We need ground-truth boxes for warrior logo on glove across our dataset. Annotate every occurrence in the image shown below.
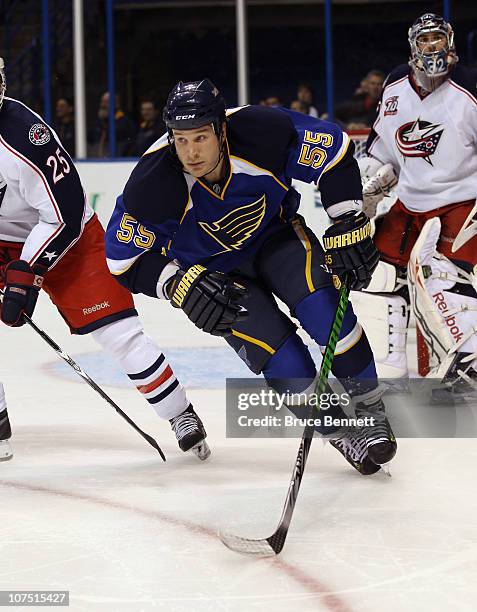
[323,212,379,291]
[167,264,248,336]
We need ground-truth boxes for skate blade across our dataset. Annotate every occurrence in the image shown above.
[0,454,13,462]
[191,439,211,461]
[380,463,392,477]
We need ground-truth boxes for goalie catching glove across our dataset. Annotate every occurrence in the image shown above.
[323,211,380,291]
[166,264,248,336]
[361,162,398,219]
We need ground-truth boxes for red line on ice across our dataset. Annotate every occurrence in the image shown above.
[1,479,353,612]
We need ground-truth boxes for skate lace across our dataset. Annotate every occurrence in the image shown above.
[356,404,390,443]
[332,428,368,462]
[170,412,198,440]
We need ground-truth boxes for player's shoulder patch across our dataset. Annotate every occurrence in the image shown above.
[123,145,188,224]
[0,97,55,162]
[383,64,410,90]
[226,105,296,176]
[449,65,477,104]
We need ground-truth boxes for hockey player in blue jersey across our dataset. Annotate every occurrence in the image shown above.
[105,79,397,474]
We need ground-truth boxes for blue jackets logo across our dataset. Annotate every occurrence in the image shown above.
[28,123,51,146]
[395,118,443,165]
[198,195,267,255]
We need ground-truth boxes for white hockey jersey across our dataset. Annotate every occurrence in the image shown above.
[0,97,93,271]
[367,64,477,213]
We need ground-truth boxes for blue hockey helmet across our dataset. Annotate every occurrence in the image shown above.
[163,79,226,137]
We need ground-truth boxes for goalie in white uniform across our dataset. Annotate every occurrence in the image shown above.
[355,13,477,393]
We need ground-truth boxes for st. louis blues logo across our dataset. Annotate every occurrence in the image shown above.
[29,123,51,146]
[395,118,443,165]
[199,195,267,255]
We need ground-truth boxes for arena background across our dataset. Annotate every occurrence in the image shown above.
[3,0,474,229]
[1,3,477,611]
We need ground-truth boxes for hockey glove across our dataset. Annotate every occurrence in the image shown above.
[167,264,248,336]
[362,163,398,218]
[323,211,379,291]
[0,260,44,327]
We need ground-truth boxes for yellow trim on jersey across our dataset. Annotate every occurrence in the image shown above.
[321,134,350,175]
[143,139,169,156]
[109,256,141,276]
[179,195,192,225]
[230,154,289,192]
[196,139,233,201]
[334,327,363,356]
[226,105,249,117]
[292,219,315,293]
[231,330,276,355]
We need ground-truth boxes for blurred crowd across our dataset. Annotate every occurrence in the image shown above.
[53,92,165,158]
[55,69,384,158]
[260,70,385,131]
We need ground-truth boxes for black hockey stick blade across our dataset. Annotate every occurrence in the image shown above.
[219,532,279,557]
[218,426,314,557]
[219,277,350,556]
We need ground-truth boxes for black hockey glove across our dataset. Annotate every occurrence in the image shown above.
[166,264,248,337]
[323,211,379,291]
[0,260,44,327]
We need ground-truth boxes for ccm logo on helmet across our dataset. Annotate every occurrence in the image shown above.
[175,114,196,120]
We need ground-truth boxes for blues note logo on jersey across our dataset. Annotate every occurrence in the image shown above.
[198,195,267,255]
[395,118,443,165]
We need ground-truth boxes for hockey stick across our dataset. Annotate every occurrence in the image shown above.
[23,314,166,460]
[219,276,350,556]
[0,288,165,460]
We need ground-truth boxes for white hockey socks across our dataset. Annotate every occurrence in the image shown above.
[92,317,188,420]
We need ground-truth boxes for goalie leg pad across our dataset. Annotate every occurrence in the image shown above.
[350,291,409,378]
[408,217,477,378]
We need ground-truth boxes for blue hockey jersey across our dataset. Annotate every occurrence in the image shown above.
[105,105,362,297]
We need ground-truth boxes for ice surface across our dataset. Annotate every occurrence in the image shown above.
[1,293,476,611]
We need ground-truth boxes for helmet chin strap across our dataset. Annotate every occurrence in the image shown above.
[198,133,227,181]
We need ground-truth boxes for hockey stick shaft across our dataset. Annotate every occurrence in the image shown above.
[0,289,166,460]
[266,276,351,552]
[220,277,351,555]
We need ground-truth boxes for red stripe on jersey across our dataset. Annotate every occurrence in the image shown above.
[384,75,409,92]
[137,365,174,394]
[449,81,477,107]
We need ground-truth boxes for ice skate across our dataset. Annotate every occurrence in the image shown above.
[329,428,381,475]
[355,397,397,465]
[170,404,211,461]
[0,439,13,462]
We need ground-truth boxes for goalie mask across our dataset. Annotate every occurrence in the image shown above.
[0,58,5,110]
[408,13,458,92]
